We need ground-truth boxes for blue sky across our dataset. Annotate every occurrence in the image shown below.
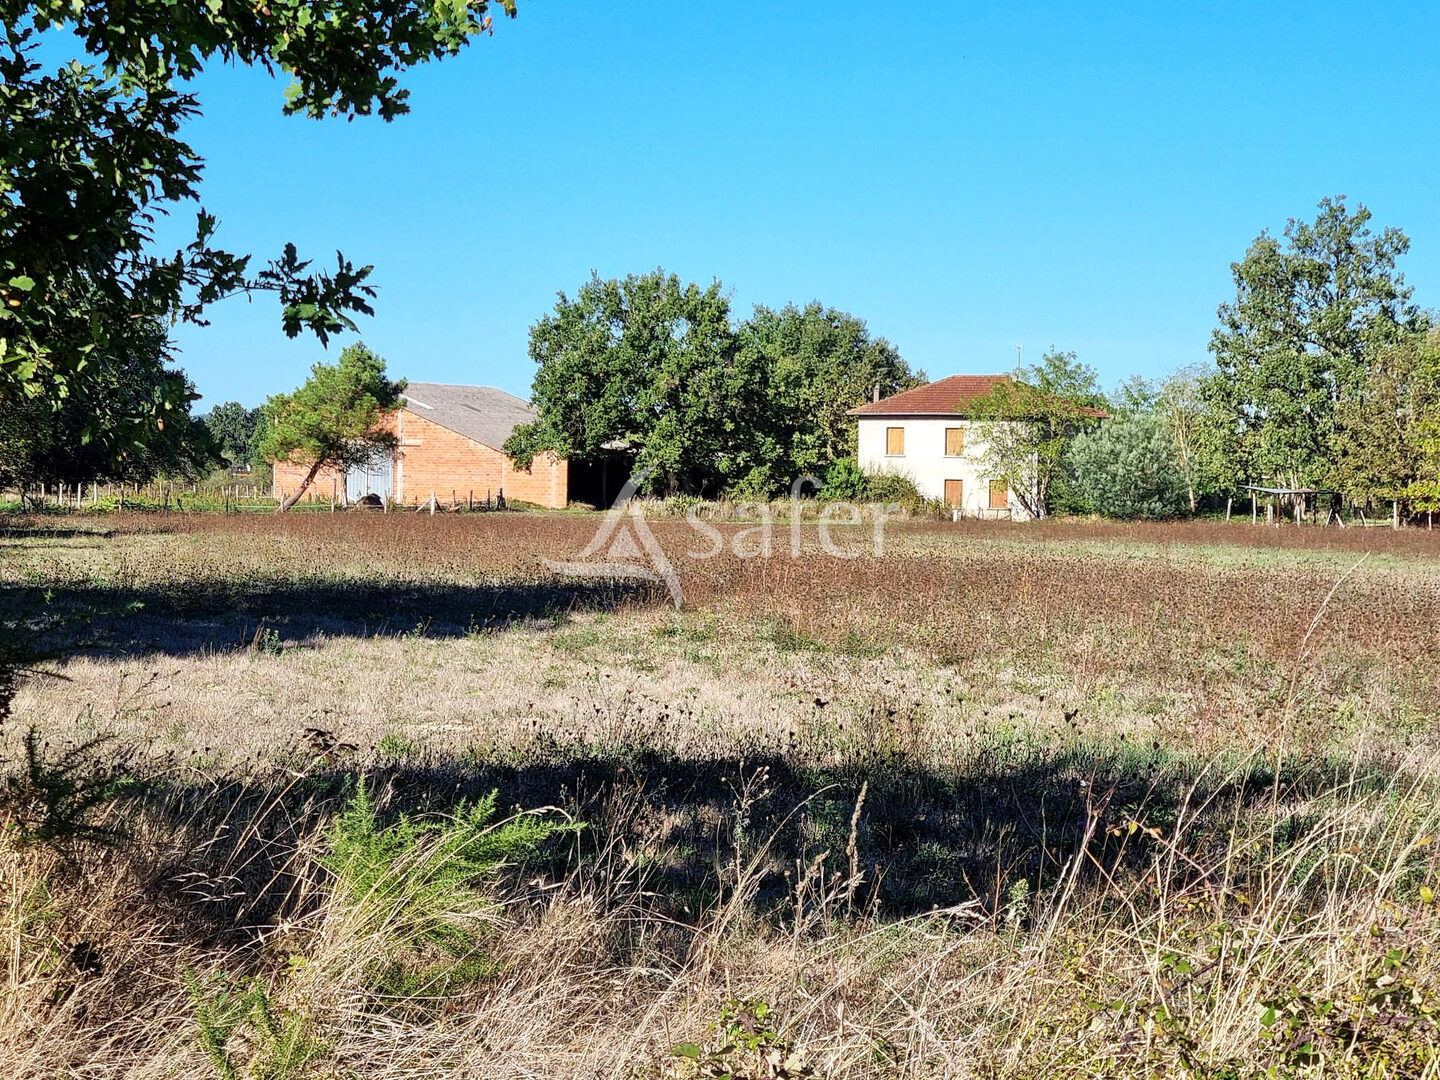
[163,1,1440,409]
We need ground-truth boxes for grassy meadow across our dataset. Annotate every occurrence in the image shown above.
[2,512,1440,1079]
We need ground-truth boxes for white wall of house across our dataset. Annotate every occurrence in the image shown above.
[856,416,1030,519]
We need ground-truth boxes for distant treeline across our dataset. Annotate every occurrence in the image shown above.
[4,199,1436,523]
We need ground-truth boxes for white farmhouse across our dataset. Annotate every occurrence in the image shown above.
[849,374,1028,519]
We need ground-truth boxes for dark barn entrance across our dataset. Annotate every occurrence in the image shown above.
[567,452,633,509]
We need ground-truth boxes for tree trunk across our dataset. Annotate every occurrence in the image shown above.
[277,461,324,513]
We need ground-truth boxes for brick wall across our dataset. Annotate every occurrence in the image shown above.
[395,411,566,508]
[272,461,347,504]
[271,409,568,509]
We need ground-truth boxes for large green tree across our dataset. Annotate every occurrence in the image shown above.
[1067,411,1188,520]
[1330,330,1440,515]
[257,342,405,511]
[732,303,921,495]
[0,323,217,494]
[0,0,519,449]
[1202,197,1425,492]
[970,350,1109,519]
[201,401,264,465]
[506,276,923,497]
[504,271,748,496]
[1414,417,1440,515]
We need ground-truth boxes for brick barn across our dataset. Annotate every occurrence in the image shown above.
[272,383,569,509]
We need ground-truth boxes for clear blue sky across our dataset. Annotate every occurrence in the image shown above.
[165,0,1440,409]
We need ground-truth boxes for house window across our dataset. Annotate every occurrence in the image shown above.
[944,479,964,508]
[945,427,964,457]
[989,479,1009,510]
[885,427,905,456]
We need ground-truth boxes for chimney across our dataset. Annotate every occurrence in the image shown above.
[872,383,881,403]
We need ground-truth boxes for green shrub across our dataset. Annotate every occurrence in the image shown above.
[1067,412,1188,520]
[730,465,780,501]
[863,470,926,512]
[250,627,284,657]
[818,460,867,501]
[671,999,813,1079]
[185,970,329,1080]
[321,779,576,961]
[0,729,144,850]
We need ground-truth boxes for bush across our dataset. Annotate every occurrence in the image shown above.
[658,494,702,518]
[1067,412,1188,520]
[185,970,329,1080]
[0,728,144,850]
[321,780,575,966]
[818,460,867,501]
[730,465,781,501]
[862,470,926,513]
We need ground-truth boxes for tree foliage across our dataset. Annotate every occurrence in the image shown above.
[970,350,1108,519]
[201,401,264,465]
[0,323,216,492]
[1110,375,1161,418]
[504,271,743,495]
[1200,197,1425,492]
[732,303,921,495]
[1154,366,1211,512]
[1067,411,1189,520]
[506,272,922,497]
[257,342,405,511]
[0,0,517,453]
[1331,330,1440,513]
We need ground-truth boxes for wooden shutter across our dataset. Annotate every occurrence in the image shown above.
[945,427,964,456]
[886,427,905,455]
[989,479,1009,509]
[944,479,964,508]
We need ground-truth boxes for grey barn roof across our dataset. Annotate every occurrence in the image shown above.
[399,383,536,451]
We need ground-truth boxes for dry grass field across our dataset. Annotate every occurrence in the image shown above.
[3,513,1440,1079]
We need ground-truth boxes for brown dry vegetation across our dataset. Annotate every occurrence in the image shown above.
[2,513,1440,1079]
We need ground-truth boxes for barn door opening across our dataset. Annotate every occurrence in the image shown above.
[346,453,394,504]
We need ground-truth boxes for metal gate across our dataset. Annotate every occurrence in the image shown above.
[345,453,394,503]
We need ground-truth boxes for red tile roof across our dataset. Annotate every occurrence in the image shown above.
[847,374,1015,416]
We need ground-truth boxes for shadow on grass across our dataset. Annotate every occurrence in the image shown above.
[0,525,117,540]
[62,736,1409,955]
[0,575,665,658]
